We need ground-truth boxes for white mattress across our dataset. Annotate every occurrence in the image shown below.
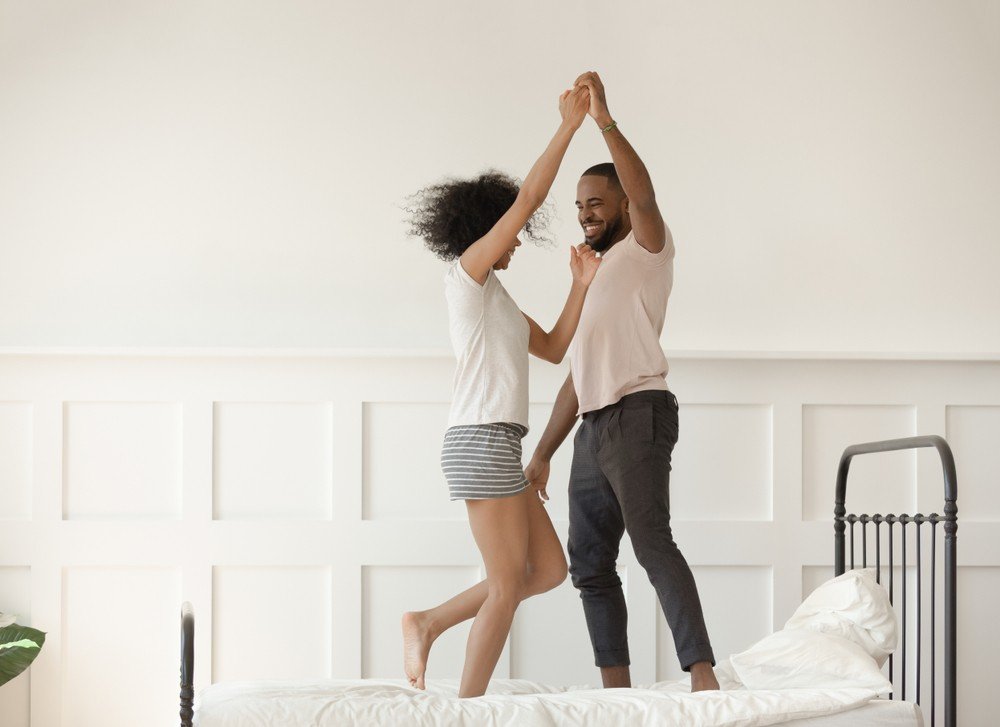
[783,699,922,726]
[193,678,902,727]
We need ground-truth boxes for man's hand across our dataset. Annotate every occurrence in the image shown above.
[525,455,551,502]
[559,85,591,130]
[573,71,612,128]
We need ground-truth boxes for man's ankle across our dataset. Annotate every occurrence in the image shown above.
[600,665,631,688]
[689,661,720,690]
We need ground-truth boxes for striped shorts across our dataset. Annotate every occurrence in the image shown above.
[441,422,531,501]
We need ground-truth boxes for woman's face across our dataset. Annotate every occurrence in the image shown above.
[492,237,522,270]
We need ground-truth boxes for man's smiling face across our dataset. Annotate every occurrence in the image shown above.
[576,174,628,253]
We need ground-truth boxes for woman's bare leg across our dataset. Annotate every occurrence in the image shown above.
[403,491,566,688]
[456,490,530,697]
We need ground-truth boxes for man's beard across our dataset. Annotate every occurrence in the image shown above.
[586,216,623,253]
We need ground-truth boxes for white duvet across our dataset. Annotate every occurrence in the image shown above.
[194,570,901,727]
[193,677,887,727]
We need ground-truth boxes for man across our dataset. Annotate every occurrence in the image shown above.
[525,71,719,692]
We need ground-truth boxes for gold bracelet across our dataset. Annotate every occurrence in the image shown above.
[601,120,618,133]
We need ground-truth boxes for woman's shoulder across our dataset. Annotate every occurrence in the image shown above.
[445,259,495,290]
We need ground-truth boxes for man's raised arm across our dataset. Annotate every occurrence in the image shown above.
[575,71,670,255]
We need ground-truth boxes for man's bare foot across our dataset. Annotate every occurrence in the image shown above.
[690,661,720,692]
[402,611,436,690]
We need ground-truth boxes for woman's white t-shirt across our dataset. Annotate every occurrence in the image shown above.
[444,260,530,430]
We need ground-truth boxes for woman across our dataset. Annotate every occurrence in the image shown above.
[401,86,599,698]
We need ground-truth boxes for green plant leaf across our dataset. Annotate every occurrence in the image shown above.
[0,639,39,652]
[0,625,46,688]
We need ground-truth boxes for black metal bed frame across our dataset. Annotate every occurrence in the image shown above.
[834,435,957,727]
[178,435,959,727]
[180,602,194,727]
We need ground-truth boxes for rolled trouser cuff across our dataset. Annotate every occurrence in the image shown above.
[593,647,631,668]
[678,643,716,672]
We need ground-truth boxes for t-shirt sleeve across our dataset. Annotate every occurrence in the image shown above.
[446,259,488,291]
[444,260,488,328]
[628,223,675,266]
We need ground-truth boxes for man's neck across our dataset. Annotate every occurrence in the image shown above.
[603,222,632,252]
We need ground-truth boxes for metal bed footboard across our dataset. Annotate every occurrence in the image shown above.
[834,435,957,727]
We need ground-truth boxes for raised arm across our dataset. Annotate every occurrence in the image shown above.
[460,86,591,284]
[524,372,580,501]
[523,243,600,363]
[574,71,670,254]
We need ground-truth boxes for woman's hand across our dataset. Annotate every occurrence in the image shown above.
[573,71,612,128]
[559,85,591,130]
[569,243,601,287]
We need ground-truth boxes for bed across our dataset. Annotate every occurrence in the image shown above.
[179,435,957,726]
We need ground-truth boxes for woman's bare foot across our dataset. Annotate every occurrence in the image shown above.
[402,611,436,689]
[690,661,720,692]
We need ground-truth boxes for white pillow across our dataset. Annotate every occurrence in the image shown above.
[784,568,897,667]
[730,629,892,694]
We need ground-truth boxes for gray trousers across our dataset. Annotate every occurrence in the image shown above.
[567,389,715,671]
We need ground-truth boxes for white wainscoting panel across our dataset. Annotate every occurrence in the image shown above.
[0,352,996,727]
[212,566,332,680]
[213,402,334,520]
[63,402,182,520]
[61,567,180,727]
[671,404,773,521]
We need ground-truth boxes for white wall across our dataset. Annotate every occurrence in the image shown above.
[2,3,999,727]
[1,0,999,353]
[1,352,999,726]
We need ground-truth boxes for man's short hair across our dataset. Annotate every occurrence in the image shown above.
[582,162,623,192]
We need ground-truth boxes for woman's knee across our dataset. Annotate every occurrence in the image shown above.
[487,574,528,605]
[542,559,569,592]
[527,556,568,595]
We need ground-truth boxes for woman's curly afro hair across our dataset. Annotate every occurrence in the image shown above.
[405,169,553,261]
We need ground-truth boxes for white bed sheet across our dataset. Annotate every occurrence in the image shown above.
[193,678,893,727]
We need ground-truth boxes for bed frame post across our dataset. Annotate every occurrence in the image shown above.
[834,456,848,577]
[181,602,195,727]
[944,473,958,727]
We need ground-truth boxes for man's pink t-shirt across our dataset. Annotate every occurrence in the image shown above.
[569,226,675,415]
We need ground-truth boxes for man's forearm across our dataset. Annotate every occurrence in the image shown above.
[596,120,656,207]
[534,373,579,460]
